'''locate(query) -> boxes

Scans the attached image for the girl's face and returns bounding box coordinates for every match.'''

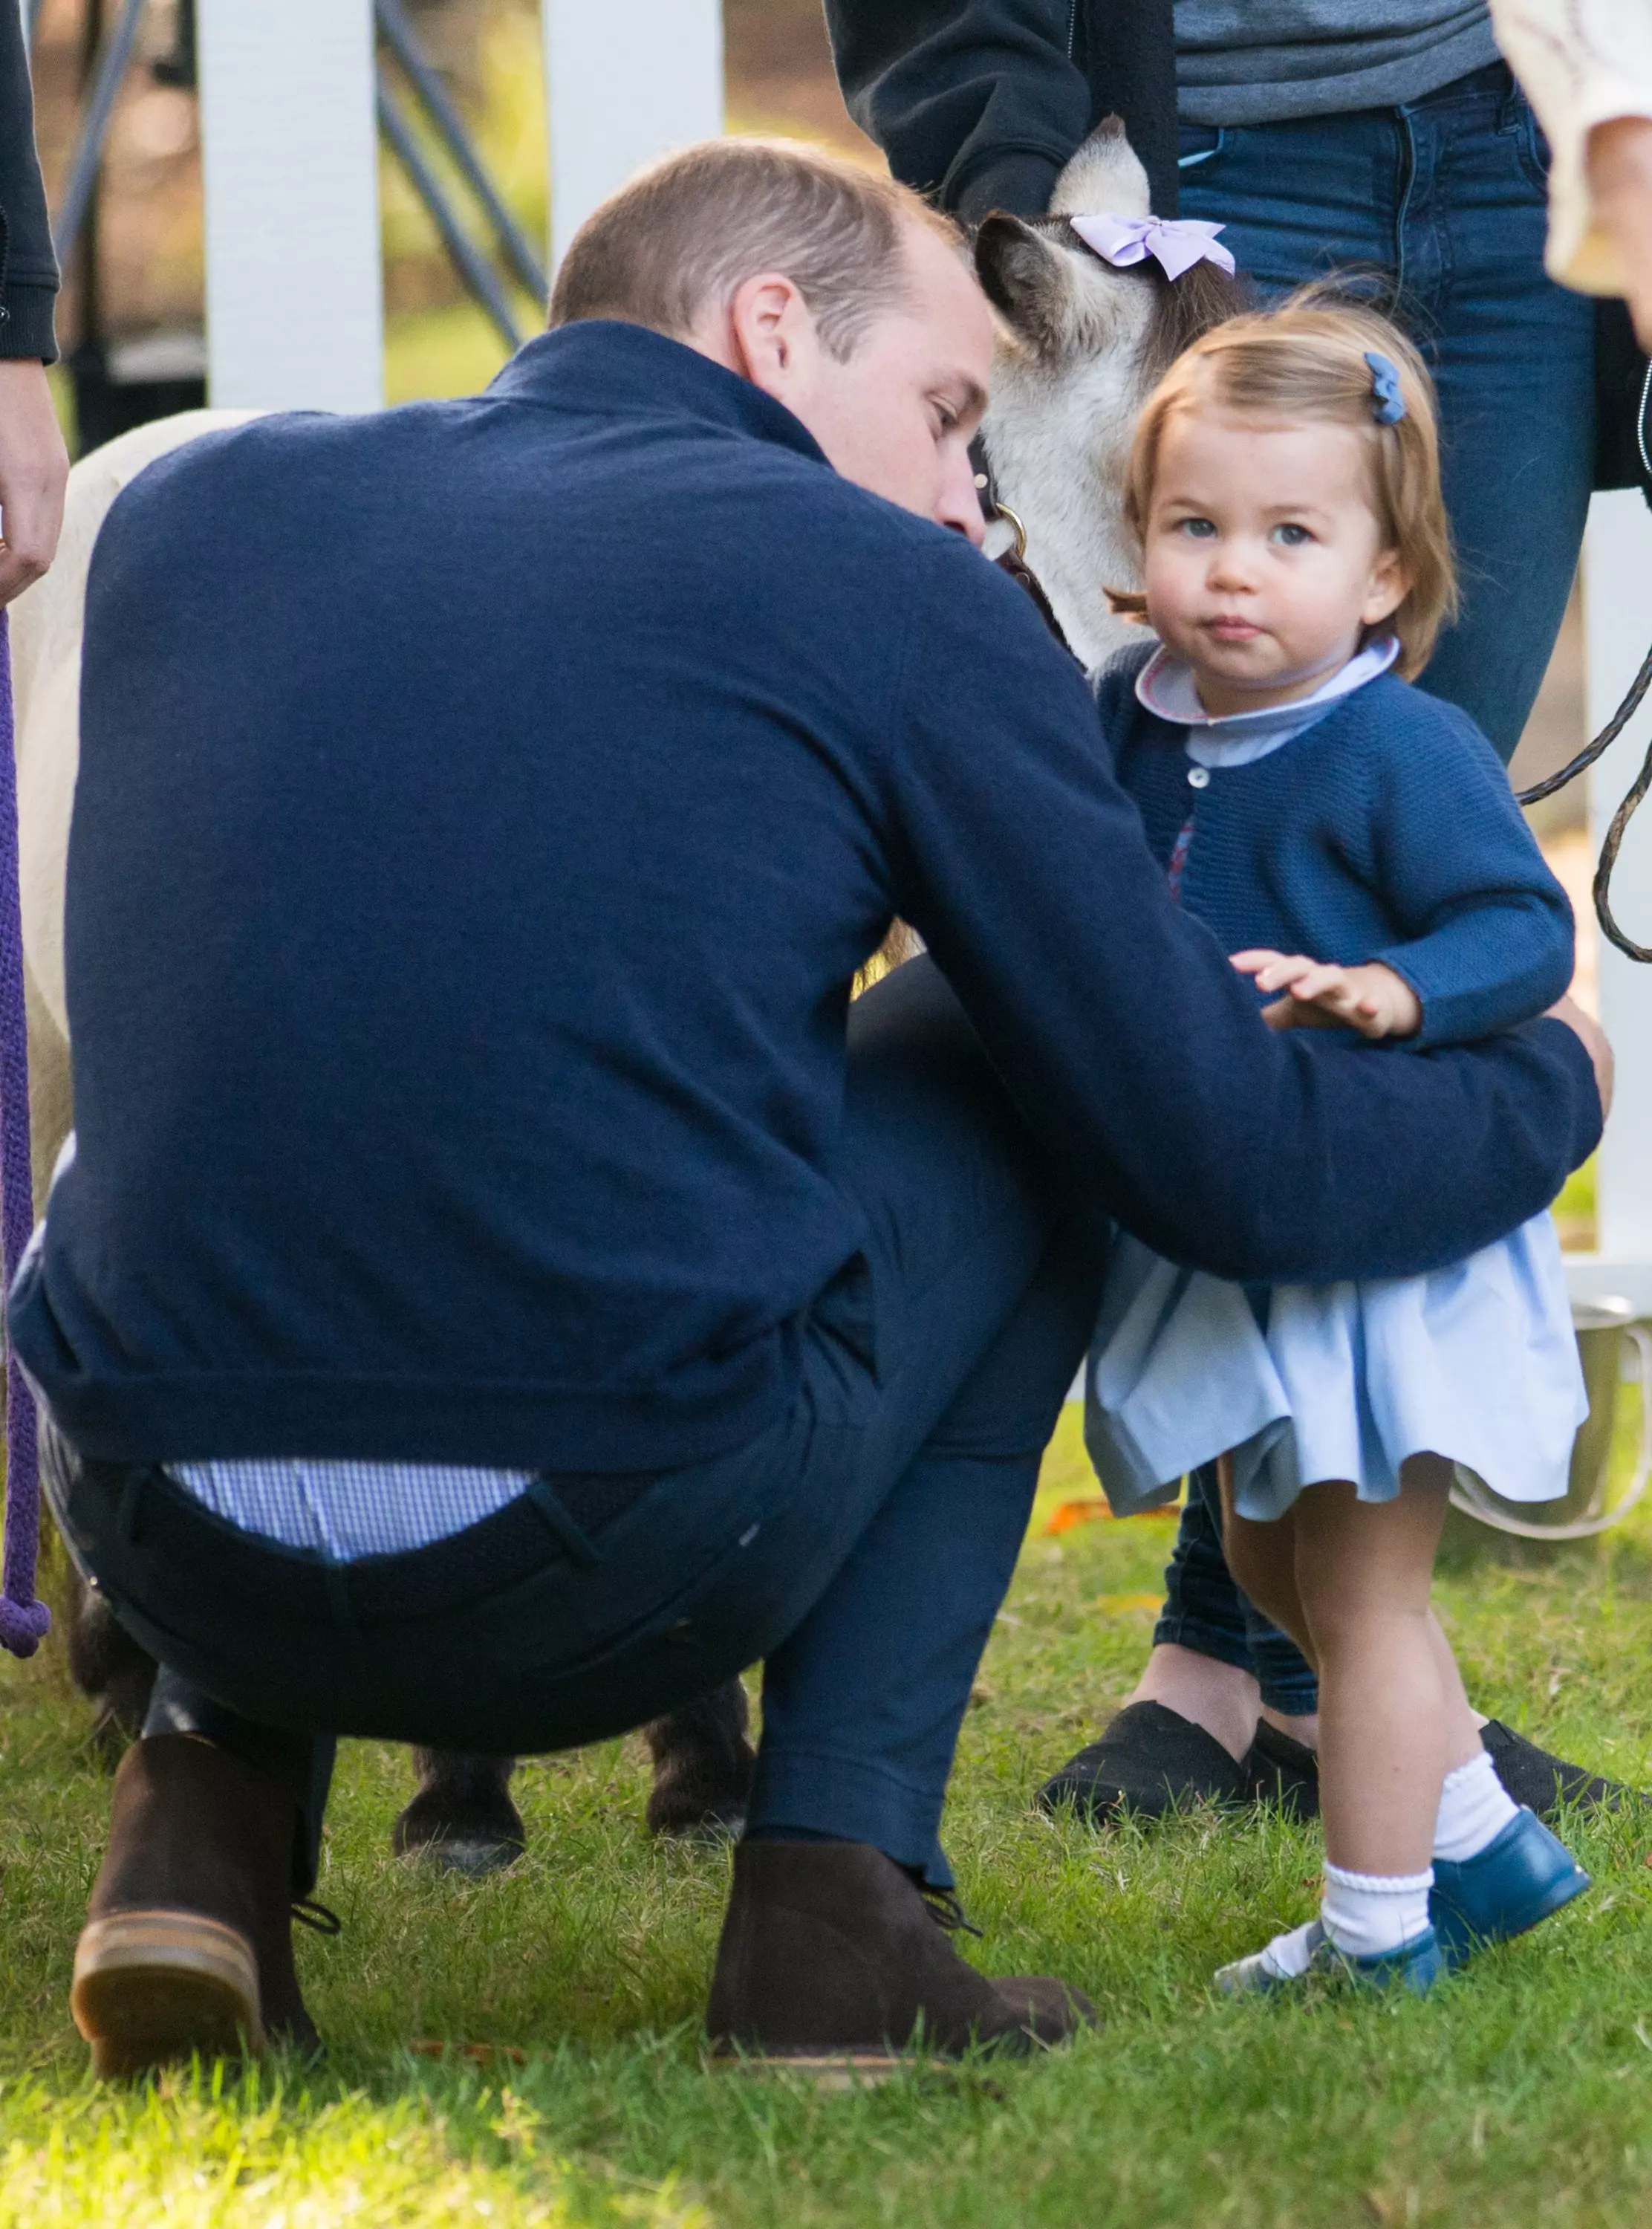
[1141,405,1411,717]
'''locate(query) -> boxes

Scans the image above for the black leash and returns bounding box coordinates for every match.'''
[1515,631,1652,964]
[971,438,1077,659]
[1518,358,1652,961]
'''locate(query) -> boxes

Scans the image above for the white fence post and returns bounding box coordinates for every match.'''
[542,0,723,273]
[196,0,383,414]
[1567,490,1652,1316]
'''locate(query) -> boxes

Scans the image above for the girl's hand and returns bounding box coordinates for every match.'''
[1231,950,1422,1039]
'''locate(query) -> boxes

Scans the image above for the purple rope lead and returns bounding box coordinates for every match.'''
[0,612,48,1656]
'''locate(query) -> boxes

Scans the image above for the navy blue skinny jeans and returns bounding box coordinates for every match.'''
[43,958,1108,1893]
[1158,61,1596,1715]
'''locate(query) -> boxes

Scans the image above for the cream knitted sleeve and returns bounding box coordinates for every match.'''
[1490,0,1652,293]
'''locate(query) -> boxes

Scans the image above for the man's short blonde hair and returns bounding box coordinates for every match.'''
[548,137,957,361]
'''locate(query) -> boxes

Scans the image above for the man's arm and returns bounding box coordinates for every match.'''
[883,541,1601,1285]
[824,0,1090,219]
[0,1,66,605]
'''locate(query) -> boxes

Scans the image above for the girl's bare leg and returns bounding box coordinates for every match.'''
[1426,1606,1479,1748]
[1217,1453,1315,1668]
[1289,1456,1479,1875]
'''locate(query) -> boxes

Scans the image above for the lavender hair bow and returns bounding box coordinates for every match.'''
[1069,211,1236,283]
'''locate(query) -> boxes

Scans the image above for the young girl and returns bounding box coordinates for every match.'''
[1085,301,1594,1993]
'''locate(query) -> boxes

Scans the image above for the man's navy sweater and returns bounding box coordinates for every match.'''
[10,322,1601,1470]
[1099,646,1575,1048]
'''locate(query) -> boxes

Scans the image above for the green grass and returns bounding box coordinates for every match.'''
[3,1409,1652,2225]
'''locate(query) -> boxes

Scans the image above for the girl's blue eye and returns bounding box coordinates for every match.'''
[1177,517,1217,539]
[1272,522,1312,546]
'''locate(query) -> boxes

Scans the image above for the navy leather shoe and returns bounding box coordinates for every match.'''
[1429,1808,1590,1968]
[1216,1919,1444,1998]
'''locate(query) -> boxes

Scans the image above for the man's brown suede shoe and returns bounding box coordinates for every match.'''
[705,1839,1093,2063]
[71,1734,319,2079]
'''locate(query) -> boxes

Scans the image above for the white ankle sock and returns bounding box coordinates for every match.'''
[1257,1919,1321,1979]
[1433,1750,1518,1863]
[1320,1862,1433,1958]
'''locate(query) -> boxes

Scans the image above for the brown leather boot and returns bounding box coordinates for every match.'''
[705,1840,1093,2063]
[71,1734,319,2079]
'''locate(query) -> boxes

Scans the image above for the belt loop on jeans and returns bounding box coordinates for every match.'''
[524,1477,600,1569]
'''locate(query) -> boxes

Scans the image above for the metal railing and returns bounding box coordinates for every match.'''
[40,0,545,360]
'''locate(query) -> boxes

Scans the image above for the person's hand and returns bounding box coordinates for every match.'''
[0,359,68,607]
[1588,116,1652,350]
[1546,991,1614,1122]
[1231,949,1422,1039]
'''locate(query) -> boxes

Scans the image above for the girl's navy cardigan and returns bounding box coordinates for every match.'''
[1096,646,1576,1050]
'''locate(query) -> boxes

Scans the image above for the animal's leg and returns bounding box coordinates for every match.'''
[643,1676,755,1840]
[66,1571,157,1763]
[393,1750,526,1875]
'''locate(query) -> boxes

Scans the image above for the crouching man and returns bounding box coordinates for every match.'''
[16,137,1606,2078]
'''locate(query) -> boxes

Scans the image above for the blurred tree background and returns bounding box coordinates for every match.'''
[27,0,876,437]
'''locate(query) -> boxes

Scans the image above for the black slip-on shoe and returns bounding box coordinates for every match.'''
[1241,1720,1320,1820]
[1480,1719,1642,1819]
[1036,1700,1250,1825]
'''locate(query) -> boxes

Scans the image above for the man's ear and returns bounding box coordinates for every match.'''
[726,271,816,397]
[1363,546,1412,628]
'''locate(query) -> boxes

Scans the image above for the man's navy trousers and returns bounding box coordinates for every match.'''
[45,959,1106,1892]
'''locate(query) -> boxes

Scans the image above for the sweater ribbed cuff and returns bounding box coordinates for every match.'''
[0,283,60,366]
[952,148,1067,224]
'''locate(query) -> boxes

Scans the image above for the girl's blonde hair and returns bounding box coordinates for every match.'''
[1114,296,1457,678]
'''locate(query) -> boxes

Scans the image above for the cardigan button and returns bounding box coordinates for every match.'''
[1187,765,1211,789]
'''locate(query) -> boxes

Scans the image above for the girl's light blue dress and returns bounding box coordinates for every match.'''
[1085,643,1587,1523]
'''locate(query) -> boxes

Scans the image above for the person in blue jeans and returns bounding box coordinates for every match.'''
[827,1,1632,1823]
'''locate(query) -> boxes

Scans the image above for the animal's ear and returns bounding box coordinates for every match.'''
[1047,115,1152,221]
[974,214,1075,354]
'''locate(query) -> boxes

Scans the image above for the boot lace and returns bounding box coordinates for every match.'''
[291,1898,342,1936]
[922,1888,983,1939]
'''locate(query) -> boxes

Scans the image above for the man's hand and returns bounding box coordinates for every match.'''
[1547,992,1614,1122]
[0,360,68,607]
[1589,116,1652,350]
[1232,949,1422,1039]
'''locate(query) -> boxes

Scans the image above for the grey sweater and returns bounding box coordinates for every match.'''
[1175,0,1499,124]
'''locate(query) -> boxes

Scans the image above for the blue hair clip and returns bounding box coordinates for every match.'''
[1365,350,1406,426]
